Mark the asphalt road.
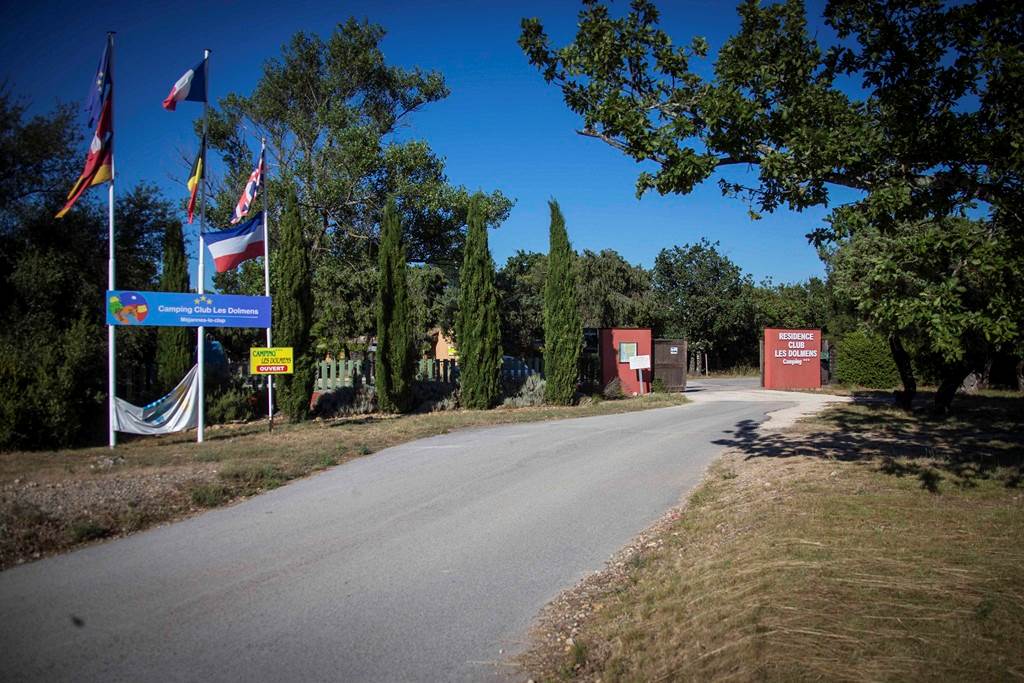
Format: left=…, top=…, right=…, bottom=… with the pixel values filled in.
left=0, top=392, right=790, bottom=682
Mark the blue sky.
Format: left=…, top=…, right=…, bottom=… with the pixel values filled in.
left=1, top=0, right=848, bottom=286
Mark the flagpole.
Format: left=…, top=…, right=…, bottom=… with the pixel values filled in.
left=261, top=137, right=274, bottom=433
left=197, top=48, right=210, bottom=445
left=107, top=32, right=117, bottom=450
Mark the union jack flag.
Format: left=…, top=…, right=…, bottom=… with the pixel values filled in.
left=230, top=147, right=264, bottom=224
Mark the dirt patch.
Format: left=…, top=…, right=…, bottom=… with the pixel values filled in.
left=0, top=466, right=217, bottom=568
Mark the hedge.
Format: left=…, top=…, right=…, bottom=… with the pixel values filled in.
left=834, top=330, right=901, bottom=389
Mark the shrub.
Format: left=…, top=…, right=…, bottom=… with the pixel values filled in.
left=189, top=483, right=231, bottom=507
left=68, top=518, right=113, bottom=543
left=503, top=374, right=547, bottom=408
left=206, top=378, right=262, bottom=424
left=651, top=378, right=667, bottom=393
left=411, top=380, right=459, bottom=412
left=311, top=385, right=378, bottom=417
left=602, top=377, right=624, bottom=399
left=834, top=330, right=901, bottom=388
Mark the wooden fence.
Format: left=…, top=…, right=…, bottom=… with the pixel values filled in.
left=316, top=356, right=548, bottom=391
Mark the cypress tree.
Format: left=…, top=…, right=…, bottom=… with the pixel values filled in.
left=375, top=200, right=415, bottom=412
left=456, top=194, right=502, bottom=409
left=274, top=184, right=315, bottom=421
left=543, top=200, right=582, bottom=405
left=155, top=219, right=192, bottom=391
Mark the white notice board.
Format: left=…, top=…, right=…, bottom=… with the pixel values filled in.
left=629, top=354, right=651, bottom=370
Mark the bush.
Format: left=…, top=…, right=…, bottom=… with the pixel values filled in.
left=602, top=377, right=624, bottom=399
left=651, top=378, right=667, bottom=393
left=206, top=378, right=262, bottom=424
left=311, top=384, right=378, bottom=417
left=412, top=380, right=459, bottom=413
left=834, top=330, right=901, bottom=389
left=503, top=374, right=547, bottom=408
left=189, top=483, right=231, bottom=508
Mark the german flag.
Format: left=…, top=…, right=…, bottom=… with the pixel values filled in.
left=187, top=134, right=205, bottom=224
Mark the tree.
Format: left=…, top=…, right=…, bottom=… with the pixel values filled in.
left=206, top=19, right=512, bottom=358
left=456, top=195, right=502, bottom=409
left=375, top=200, right=414, bottom=413
left=273, top=185, right=315, bottom=421
left=156, top=218, right=191, bottom=392
left=520, top=0, right=1024, bottom=404
left=544, top=201, right=582, bottom=404
left=576, top=249, right=659, bottom=329
left=652, top=240, right=755, bottom=369
left=829, top=217, right=1024, bottom=412
left=496, top=250, right=547, bottom=357
left=407, top=264, right=451, bottom=355
left=520, top=0, right=1021, bottom=227
left=0, top=94, right=168, bottom=447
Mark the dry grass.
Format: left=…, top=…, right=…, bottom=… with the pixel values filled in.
left=0, top=393, right=688, bottom=569
left=522, top=393, right=1024, bottom=681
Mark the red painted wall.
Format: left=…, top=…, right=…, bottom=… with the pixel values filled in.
left=600, top=328, right=652, bottom=395
left=763, top=328, right=822, bottom=390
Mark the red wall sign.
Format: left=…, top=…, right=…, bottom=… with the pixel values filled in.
left=600, top=328, right=652, bottom=395
left=763, top=328, right=821, bottom=390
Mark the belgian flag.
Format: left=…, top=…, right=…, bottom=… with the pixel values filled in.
left=187, top=134, right=205, bottom=224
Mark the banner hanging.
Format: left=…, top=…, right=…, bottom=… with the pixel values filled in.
left=113, top=364, right=199, bottom=435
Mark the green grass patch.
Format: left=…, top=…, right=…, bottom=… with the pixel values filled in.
left=68, top=519, right=113, bottom=543
left=189, top=483, right=232, bottom=508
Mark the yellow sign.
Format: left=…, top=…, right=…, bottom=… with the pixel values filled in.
left=249, top=347, right=293, bottom=374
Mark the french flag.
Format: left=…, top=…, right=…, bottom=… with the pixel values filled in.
left=163, top=58, right=208, bottom=111
left=205, top=213, right=265, bottom=272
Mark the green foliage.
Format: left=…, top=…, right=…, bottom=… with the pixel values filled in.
left=205, top=19, right=512, bottom=356
left=652, top=239, right=756, bottom=367
left=205, top=378, right=260, bottom=425
left=375, top=200, right=415, bottom=413
left=407, top=264, right=451, bottom=355
left=544, top=200, right=582, bottom=405
left=503, top=374, right=547, bottom=408
left=519, top=1, right=1021, bottom=232
left=0, top=96, right=170, bottom=448
left=576, top=249, right=659, bottom=329
left=830, top=217, right=1024, bottom=408
left=496, top=250, right=548, bottom=357
left=189, top=483, right=231, bottom=508
left=831, top=219, right=1024, bottom=365
left=69, top=518, right=113, bottom=543
left=156, top=219, right=192, bottom=392
left=456, top=195, right=503, bottom=409
left=273, top=185, right=315, bottom=421
left=834, top=330, right=900, bottom=389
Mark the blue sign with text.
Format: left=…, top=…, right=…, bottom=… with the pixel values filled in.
left=106, top=291, right=271, bottom=328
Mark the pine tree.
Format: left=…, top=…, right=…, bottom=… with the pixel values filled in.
left=274, top=184, right=315, bottom=421
left=543, top=200, right=581, bottom=405
left=375, top=200, right=415, bottom=412
left=156, top=219, right=192, bottom=391
left=456, top=194, right=502, bottom=409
